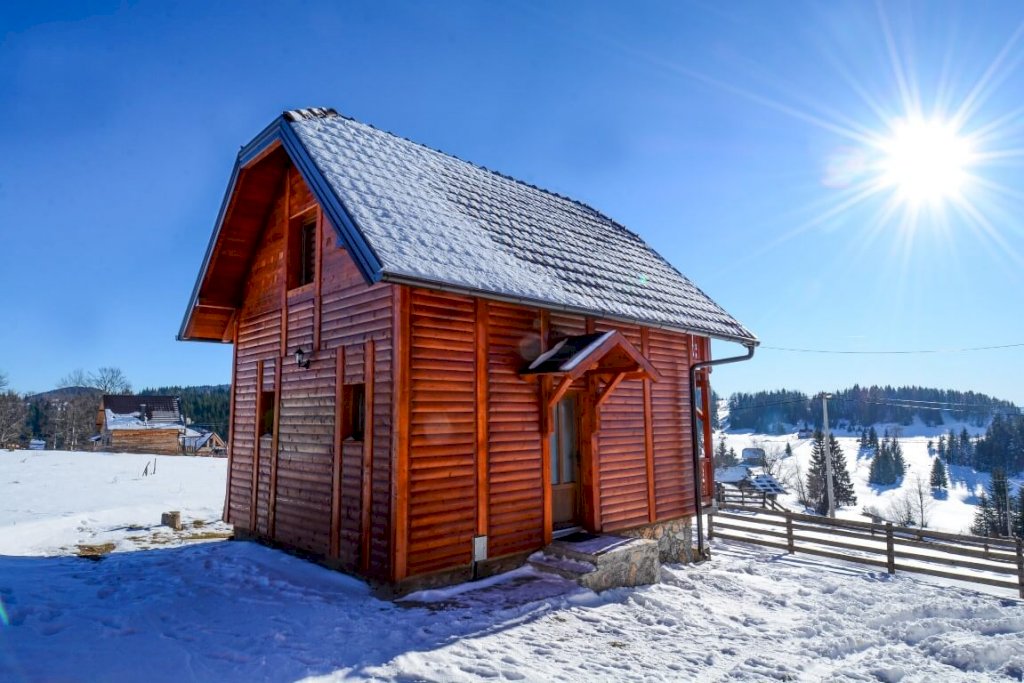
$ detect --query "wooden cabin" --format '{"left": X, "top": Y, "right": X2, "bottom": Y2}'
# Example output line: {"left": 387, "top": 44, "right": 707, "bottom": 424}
{"left": 95, "top": 395, "right": 184, "bottom": 455}
{"left": 181, "top": 430, "right": 227, "bottom": 456}
{"left": 178, "top": 108, "right": 757, "bottom": 591}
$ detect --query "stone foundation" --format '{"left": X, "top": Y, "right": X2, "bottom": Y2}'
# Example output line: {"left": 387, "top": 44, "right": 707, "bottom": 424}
{"left": 620, "top": 516, "right": 695, "bottom": 564}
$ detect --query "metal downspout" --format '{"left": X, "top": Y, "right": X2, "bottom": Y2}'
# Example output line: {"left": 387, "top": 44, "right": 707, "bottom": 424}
{"left": 689, "top": 342, "right": 756, "bottom": 560}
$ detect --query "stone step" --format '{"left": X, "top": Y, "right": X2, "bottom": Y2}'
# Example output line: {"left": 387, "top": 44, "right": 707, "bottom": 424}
{"left": 527, "top": 552, "right": 596, "bottom": 580}
{"left": 528, "top": 533, "right": 660, "bottom": 592}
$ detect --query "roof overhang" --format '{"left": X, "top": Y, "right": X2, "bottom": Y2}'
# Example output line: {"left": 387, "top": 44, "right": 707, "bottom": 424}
{"left": 521, "top": 330, "right": 662, "bottom": 414}
{"left": 177, "top": 114, "right": 384, "bottom": 343}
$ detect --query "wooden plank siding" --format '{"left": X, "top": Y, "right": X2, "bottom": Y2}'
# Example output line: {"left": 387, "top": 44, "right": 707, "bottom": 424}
{"left": 228, "top": 163, "right": 393, "bottom": 579}
{"left": 648, "top": 330, "right": 694, "bottom": 518}
{"left": 594, "top": 321, "right": 650, "bottom": 531}
{"left": 486, "top": 302, "right": 544, "bottom": 558}
{"left": 405, "top": 289, "right": 478, "bottom": 575}
{"left": 223, "top": 156, "right": 711, "bottom": 585}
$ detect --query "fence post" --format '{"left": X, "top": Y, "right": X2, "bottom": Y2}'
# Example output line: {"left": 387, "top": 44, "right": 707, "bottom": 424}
{"left": 707, "top": 511, "right": 714, "bottom": 541}
{"left": 1016, "top": 538, "right": 1023, "bottom": 600}
{"left": 885, "top": 523, "right": 895, "bottom": 575}
{"left": 786, "top": 511, "right": 794, "bottom": 554}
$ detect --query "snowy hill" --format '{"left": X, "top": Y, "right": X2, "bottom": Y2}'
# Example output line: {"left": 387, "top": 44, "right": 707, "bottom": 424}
{"left": 715, "top": 421, "right": 1022, "bottom": 535}
{"left": 2, "top": 449, "right": 1023, "bottom": 680}
{"left": 0, "top": 450, "right": 229, "bottom": 556}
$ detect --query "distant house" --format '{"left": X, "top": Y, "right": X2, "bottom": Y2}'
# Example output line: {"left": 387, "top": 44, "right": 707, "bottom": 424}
{"left": 181, "top": 430, "right": 227, "bottom": 456}
{"left": 177, "top": 108, "right": 758, "bottom": 590}
{"left": 797, "top": 427, "right": 814, "bottom": 439}
{"left": 95, "top": 395, "right": 184, "bottom": 455}
{"left": 28, "top": 439, "right": 46, "bottom": 451}
{"left": 714, "top": 463, "right": 787, "bottom": 508}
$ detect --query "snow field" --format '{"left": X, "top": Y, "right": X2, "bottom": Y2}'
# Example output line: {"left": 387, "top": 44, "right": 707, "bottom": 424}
{"left": 716, "top": 425, "right": 1021, "bottom": 535}
{"left": 0, "top": 449, "right": 229, "bottom": 556}
{"left": 2, "top": 539, "right": 1022, "bottom": 681}
{"left": 2, "top": 449, "right": 1023, "bottom": 681}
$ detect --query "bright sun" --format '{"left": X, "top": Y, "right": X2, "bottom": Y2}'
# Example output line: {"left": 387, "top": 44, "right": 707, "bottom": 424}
{"left": 878, "top": 118, "right": 974, "bottom": 207}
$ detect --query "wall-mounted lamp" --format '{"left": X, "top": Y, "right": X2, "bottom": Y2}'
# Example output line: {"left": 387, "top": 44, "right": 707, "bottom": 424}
{"left": 294, "top": 347, "right": 310, "bottom": 369}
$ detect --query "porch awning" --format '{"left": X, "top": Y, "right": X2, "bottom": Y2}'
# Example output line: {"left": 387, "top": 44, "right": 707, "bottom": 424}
{"left": 521, "top": 330, "right": 662, "bottom": 410}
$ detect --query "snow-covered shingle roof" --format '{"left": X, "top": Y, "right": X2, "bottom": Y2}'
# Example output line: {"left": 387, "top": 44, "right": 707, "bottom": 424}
{"left": 285, "top": 109, "right": 756, "bottom": 343}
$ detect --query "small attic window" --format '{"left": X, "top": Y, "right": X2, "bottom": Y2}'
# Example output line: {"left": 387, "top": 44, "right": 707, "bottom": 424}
{"left": 289, "top": 214, "right": 317, "bottom": 289}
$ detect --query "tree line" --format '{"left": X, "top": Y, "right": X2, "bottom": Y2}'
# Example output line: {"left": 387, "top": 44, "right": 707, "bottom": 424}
{"left": 726, "top": 385, "right": 1017, "bottom": 437}
{"left": 0, "top": 369, "right": 232, "bottom": 450}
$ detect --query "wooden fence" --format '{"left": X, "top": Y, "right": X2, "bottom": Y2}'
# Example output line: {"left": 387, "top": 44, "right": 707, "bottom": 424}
{"left": 709, "top": 505, "right": 1024, "bottom": 598}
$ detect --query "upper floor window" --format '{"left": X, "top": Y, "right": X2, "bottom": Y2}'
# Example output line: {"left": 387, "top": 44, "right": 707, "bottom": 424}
{"left": 289, "top": 214, "right": 317, "bottom": 289}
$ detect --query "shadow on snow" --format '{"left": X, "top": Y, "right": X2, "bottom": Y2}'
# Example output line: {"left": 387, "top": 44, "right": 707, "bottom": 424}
{"left": 0, "top": 541, "right": 582, "bottom": 682}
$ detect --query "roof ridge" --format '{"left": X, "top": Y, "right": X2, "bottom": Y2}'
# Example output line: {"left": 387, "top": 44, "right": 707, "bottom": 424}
{"left": 286, "top": 106, "right": 647, "bottom": 243}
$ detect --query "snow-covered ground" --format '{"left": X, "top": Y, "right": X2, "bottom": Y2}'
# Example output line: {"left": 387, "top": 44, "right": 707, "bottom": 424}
{"left": 2, "top": 448, "right": 1023, "bottom": 681}
{"left": 716, "top": 423, "right": 1022, "bottom": 535}
{"left": 0, "top": 449, "right": 230, "bottom": 556}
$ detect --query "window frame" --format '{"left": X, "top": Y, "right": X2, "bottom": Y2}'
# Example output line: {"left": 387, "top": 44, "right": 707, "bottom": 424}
{"left": 342, "top": 383, "right": 366, "bottom": 442}
{"left": 287, "top": 210, "right": 318, "bottom": 291}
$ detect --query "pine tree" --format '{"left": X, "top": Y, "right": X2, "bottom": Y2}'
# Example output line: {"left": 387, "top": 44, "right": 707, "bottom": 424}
{"left": 806, "top": 431, "right": 856, "bottom": 514}
{"left": 937, "top": 435, "right": 946, "bottom": 461}
{"left": 970, "top": 493, "right": 997, "bottom": 536}
{"left": 1012, "top": 488, "right": 1024, "bottom": 540}
{"left": 869, "top": 439, "right": 898, "bottom": 486}
{"left": 926, "top": 439, "right": 934, "bottom": 454}
{"left": 947, "top": 428, "right": 959, "bottom": 465}
{"left": 714, "top": 438, "right": 737, "bottom": 468}
{"left": 929, "top": 457, "right": 948, "bottom": 490}
{"left": 991, "top": 469, "right": 1011, "bottom": 536}
{"left": 868, "top": 426, "right": 880, "bottom": 451}
{"left": 960, "top": 428, "right": 973, "bottom": 467}
{"left": 829, "top": 435, "right": 857, "bottom": 507}
{"left": 891, "top": 437, "right": 905, "bottom": 477}
{"left": 784, "top": 442, "right": 793, "bottom": 459}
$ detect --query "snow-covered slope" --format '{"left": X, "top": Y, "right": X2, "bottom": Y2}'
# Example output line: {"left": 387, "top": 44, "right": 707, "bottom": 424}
{"left": 0, "top": 450, "right": 228, "bottom": 556}
{"left": 2, "top": 540, "right": 1022, "bottom": 681}
{"left": 716, "top": 426, "right": 1022, "bottom": 535}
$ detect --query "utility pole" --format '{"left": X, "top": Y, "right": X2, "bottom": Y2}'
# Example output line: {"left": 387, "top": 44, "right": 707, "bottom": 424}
{"left": 821, "top": 392, "right": 835, "bottom": 518}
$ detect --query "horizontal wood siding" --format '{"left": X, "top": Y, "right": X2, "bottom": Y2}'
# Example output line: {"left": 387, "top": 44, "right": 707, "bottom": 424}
{"left": 230, "top": 176, "right": 287, "bottom": 534}
{"left": 407, "top": 289, "right": 477, "bottom": 575}
{"left": 595, "top": 322, "right": 650, "bottom": 531}
{"left": 647, "top": 329, "right": 694, "bottom": 518}
{"left": 486, "top": 302, "right": 544, "bottom": 557}
{"left": 286, "top": 291, "right": 315, "bottom": 356}
{"left": 227, "top": 160, "right": 394, "bottom": 579}
{"left": 272, "top": 353, "right": 334, "bottom": 554}
{"left": 319, "top": 223, "right": 394, "bottom": 577}
{"left": 105, "top": 430, "right": 180, "bottom": 455}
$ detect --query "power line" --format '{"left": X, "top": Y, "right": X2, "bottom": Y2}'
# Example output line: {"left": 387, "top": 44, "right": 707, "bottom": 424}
{"left": 834, "top": 396, "right": 1019, "bottom": 409}
{"left": 761, "top": 342, "right": 1024, "bottom": 355}
{"left": 835, "top": 397, "right": 1022, "bottom": 416}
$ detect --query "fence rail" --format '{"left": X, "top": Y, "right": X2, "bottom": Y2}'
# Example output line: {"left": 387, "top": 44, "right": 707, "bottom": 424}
{"left": 709, "top": 504, "right": 1024, "bottom": 598}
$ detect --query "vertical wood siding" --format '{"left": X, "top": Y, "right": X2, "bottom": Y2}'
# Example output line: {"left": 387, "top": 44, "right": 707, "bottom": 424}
{"left": 406, "top": 289, "right": 477, "bottom": 575}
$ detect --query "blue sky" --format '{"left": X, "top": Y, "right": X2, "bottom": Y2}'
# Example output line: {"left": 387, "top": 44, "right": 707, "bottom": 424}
{"left": 1, "top": 1, "right": 1023, "bottom": 402}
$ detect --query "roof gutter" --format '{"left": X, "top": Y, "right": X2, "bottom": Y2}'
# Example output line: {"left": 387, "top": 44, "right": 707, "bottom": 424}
{"left": 689, "top": 341, "right": 756, "bottom": 560}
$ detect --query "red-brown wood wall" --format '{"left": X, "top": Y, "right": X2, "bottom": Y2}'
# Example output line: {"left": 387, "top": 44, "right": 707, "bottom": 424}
{"left": 228, "top": 163, "right": 393, "bottom": 579}
{"left": 224, "top": 156, "right": 711, "bottom": 584}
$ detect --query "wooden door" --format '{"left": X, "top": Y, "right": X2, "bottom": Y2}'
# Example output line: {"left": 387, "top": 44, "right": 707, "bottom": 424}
{"left": 550, "top": 393, "right": 581, "bottom": 530}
